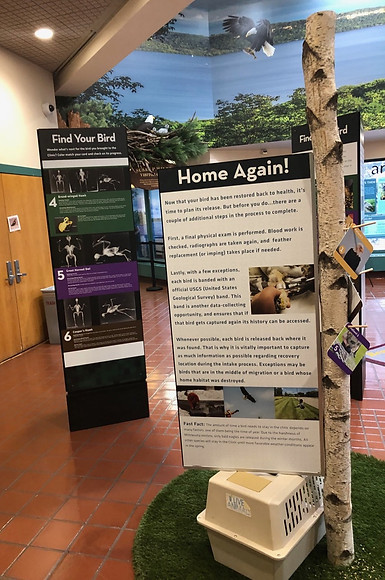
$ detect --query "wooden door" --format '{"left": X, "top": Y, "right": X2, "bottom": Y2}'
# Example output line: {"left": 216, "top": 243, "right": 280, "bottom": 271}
{"left": 0, "top": 176, "right": 22, "bottom": 360}
{"left": 0, "top": 173, "right": 53, "bottom": 362}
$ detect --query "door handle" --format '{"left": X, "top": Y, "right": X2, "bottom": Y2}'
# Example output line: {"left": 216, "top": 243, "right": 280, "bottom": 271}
{"left": 5, "top": 261, "right": 15, "bottom": 285}
{"left": 14, "top": 260, "right": 27, "bottom": 284}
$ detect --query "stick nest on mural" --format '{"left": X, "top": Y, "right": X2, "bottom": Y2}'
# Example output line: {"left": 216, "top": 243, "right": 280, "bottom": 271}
{"left": 124, "top": 115, "right": 207, "bottom": 171}
{"left": 57, "top": 110, "right": 207, "bottom": 172}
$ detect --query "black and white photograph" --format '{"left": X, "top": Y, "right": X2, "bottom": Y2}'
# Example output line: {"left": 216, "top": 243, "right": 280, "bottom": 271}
{"left": 97, "top": 293, "right": 137, "bottom": 324}
{"left": 92, "top": 232, "right": 133, "bottom": 264}
{"left": 46, "top": 166, "right": 129, "bottom": 194}
{"left": 48, "top": 169, "right": 70, "bottom": 193}
{"left": 96, "top": 167, "right": 126, "bottom": 191}
{"left": 52, "top": 235, "right": 85, "bottom": 268}
{"left": 63, "top": 297, "right": 92, "bottom": 329}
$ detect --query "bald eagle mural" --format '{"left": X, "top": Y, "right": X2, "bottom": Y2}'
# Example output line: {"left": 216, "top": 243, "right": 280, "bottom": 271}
{"left": 223, "top": 16, "right": 275, "bottom": 59}
{"left": 135, "top": 114, "right": 155, "bottom": 132}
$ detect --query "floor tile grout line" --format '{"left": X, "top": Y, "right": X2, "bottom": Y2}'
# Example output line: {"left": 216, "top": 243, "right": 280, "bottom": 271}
{"left": 373, "top": 411, "right": 385, "bottom": 449}
{"left": 0, "top": 276, "right": 384, "bottom": 578}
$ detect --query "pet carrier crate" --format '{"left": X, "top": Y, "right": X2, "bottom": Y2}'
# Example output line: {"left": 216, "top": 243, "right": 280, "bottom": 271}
{"left": 197, "top": 470, "right": 325, "bottom": 580}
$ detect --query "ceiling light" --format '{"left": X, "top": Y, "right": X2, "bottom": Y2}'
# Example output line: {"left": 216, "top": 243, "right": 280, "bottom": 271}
{"left": 35, "top": 28, "right": 54, "bottom": 40}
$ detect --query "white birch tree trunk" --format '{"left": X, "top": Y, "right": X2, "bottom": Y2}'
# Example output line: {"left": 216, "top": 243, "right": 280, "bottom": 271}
{"left": 302, "top": 11, "right": 354, "bottom": 567}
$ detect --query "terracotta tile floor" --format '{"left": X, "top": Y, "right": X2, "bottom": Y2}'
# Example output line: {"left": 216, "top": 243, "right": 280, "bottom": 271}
{"left": 351, "top": 272, "right": 385, "bottom": 461}
{"left": 0, "top": 275, "right": 384, "bottom": 579}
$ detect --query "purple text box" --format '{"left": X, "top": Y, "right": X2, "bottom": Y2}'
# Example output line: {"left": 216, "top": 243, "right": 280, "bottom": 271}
{"left": 55, "top": 262, "right": 139, "bottom": 299}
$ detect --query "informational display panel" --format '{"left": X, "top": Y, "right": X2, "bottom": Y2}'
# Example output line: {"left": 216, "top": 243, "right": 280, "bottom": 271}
{"left": 159, "top": 153, "right": 321, "bottom": 474}
{"left": 38, "top": 128, "right": 148, "bottom": 430}
{"left": 291, "top": 112, "right": 363, "bottom": 227}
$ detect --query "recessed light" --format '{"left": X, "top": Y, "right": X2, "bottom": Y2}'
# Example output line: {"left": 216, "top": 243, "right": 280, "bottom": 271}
{"left": 35, "top": 28, "right": 54, "bottom": 40}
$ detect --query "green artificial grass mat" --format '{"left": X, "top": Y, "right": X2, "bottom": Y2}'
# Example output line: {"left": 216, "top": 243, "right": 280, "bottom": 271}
{"left": 132, "top": 453, "right": 385, "bottom": 579}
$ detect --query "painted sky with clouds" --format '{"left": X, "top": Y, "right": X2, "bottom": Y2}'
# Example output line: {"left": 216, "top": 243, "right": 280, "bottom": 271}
{"left": 176, "top": 0, "right": 385, "bottom": 35}
{"left": 224, "top": 387, "right": 275, "bottom": 419}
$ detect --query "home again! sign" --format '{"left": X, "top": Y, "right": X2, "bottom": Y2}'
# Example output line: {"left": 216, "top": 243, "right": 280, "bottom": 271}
{"left": 159, "top": 153, "right": 322, "bottom": 475}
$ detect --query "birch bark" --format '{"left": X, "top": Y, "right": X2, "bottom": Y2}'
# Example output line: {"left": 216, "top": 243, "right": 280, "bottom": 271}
{"left": 302, "top": 11, "right": 354, "bottom": 567}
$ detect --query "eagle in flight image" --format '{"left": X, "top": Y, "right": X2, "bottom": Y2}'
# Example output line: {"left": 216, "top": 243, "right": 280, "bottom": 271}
{"left": 223, "top": 16, "right": 275, "bottom": 59}
{"left": 240, "top": 387, "right": 256, "bottom": 403}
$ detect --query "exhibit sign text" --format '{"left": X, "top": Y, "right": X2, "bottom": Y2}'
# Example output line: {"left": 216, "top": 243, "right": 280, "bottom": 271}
{"left": 38, "top": 127, "right": 148, "bottom": 430}
{"left": 159, "top": 153, "right": 321, "bottom": 473}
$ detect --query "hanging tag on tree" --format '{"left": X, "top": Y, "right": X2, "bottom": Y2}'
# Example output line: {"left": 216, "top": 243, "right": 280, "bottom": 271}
{"left": 327, "top": 323, "right": 370, "bottom": 375}
{"left": 347, "top": 277, "right": 362, "bottom": 323}
{"left": 334, "top": 226, "right": 373, "bottom": 279}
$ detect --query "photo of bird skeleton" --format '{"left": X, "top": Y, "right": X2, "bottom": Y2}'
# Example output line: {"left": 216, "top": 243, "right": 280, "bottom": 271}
{"left": 101, "top": 298, "right": 136, "bottom": 320}
{"left": 92, "top": 235, "right": 131, "bottom": 262}
{"left": 57, "top": 236, "right": 82, "bottom": 267}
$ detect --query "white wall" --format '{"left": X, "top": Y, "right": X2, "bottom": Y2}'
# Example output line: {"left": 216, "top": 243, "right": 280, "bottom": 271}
{"left": 207, "top": 131, "right": 385, "bottom": 164}
{"left": 363, "top": 130, "right": 385, "bottom": 161}
{"left": 0, "top": 47, "right": 57, "bottom": 170}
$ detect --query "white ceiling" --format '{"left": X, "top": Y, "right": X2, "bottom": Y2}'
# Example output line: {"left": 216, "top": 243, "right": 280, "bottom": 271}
{"left": 0, "top": 0, "right": 192, "bottom": 96}
{"left": 0, "top": 0, "right": 124, "bottom": 72}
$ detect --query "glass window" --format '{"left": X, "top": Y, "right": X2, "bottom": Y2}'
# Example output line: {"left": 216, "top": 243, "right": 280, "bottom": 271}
{"left": 132, "top": 187, "right": 164, "bottom": 261}
{"left": 149, "top": 189, "right": 164, "bottom": 260}
{"left": 132, "top": 187, "right": 149, "bottom": 258}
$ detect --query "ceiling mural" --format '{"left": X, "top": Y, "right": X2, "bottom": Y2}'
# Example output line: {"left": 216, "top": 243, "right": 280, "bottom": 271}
{"left": 71, "top": 0, "right": 385, "bottom": 147}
